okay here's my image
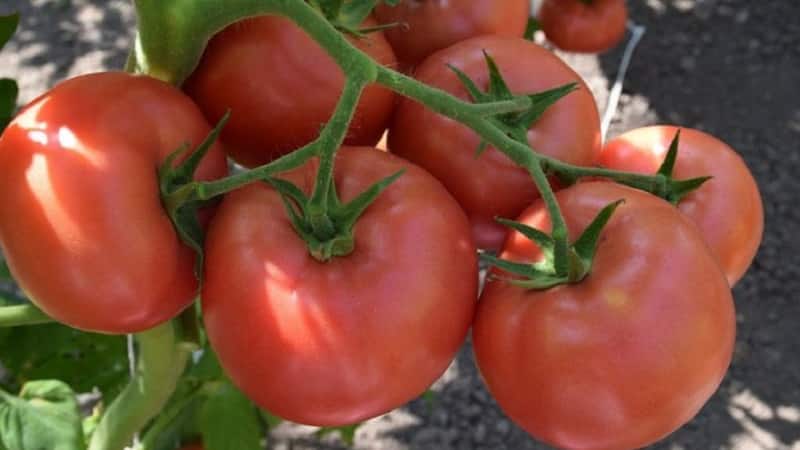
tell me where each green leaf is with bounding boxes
[199,381,263,450]
[0,14,19,52]
[0,324,128,398]
[0,380,85,450]
[0,79,18,132]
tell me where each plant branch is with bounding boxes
[88,321,193,450]
[0,304,52,327]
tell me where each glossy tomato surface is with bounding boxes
[0,72,227,333]
[373,0,530,69]
[601,126,763,285]
[184,16,397,168]
[202,147,478,426]
[473,182,735,450]
[539,0,628,53]
[388,36,601,250]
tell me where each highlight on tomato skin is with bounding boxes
[201,147,478,427]
[600,125,764,286]
[0,71,228,334]
[373,0,530,70]
[473,181,736,450]
[184,15,397,168]
[388,35,601,252]
[538,0,629,53]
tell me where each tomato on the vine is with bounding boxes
[201,147,477,426]
[601,126,763,285]
[0,72,227,333]
[373,0,530,70]
[539,0,628,53]
[473,182,735,450]
[388,36,601,251]
[184,16,397,168]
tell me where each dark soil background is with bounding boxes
[1,1,798,449]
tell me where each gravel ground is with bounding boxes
[1,1,798,449]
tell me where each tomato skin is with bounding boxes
[601,126,763,285]
[373,0,530,70]
[202,147,477,426]
[388,36,601,251]
[473,182,735,450]
[0,72,227,333]
[184,16,397,168]
[539,0,628,53]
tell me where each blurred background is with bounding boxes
[0,0,798,449]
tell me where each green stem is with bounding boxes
[307,77,368,236]
[88,322,192,450]
[0,304,52,327]
[375,66,571,273]
[136,381,217,450]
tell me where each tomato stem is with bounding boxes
[0,304,52,327]
[87,321,192,450]
[307,77,369,233]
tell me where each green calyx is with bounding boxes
[449,51,578,157]
[652,129,712,204]
[159,113,230,279]
[308,0,398,36]
[269,170,404,262]
[482,199,624,290]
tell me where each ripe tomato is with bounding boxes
[473,182,735,450]
[0,72,227,333]
[184,16,397,168]
[202,147,478,426]
[539,0,628,53]
[388,36,601,251]
[373,0,530,70]
[601,126,763,285]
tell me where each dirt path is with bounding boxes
[1,1,798,449]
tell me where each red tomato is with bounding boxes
[0,72,227,333]
[184,16,397,168]
[601,126,763,285]
[202,147,478,426]
[539,0,628,53]
[373,0,530,70]
[388,36,601,251]
[473,182,735,450]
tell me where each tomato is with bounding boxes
[388,36,601,251]
[0,72,227,333]
[184,16,397,168]
[201,147,477,426]
[601,126,763,285]
[473,182,735,450]
[373,0,530,70]
[539,0,628,53]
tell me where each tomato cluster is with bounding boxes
[0,2,764,449]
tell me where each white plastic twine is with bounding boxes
[601,21,647,141]
[126,334,140,449]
